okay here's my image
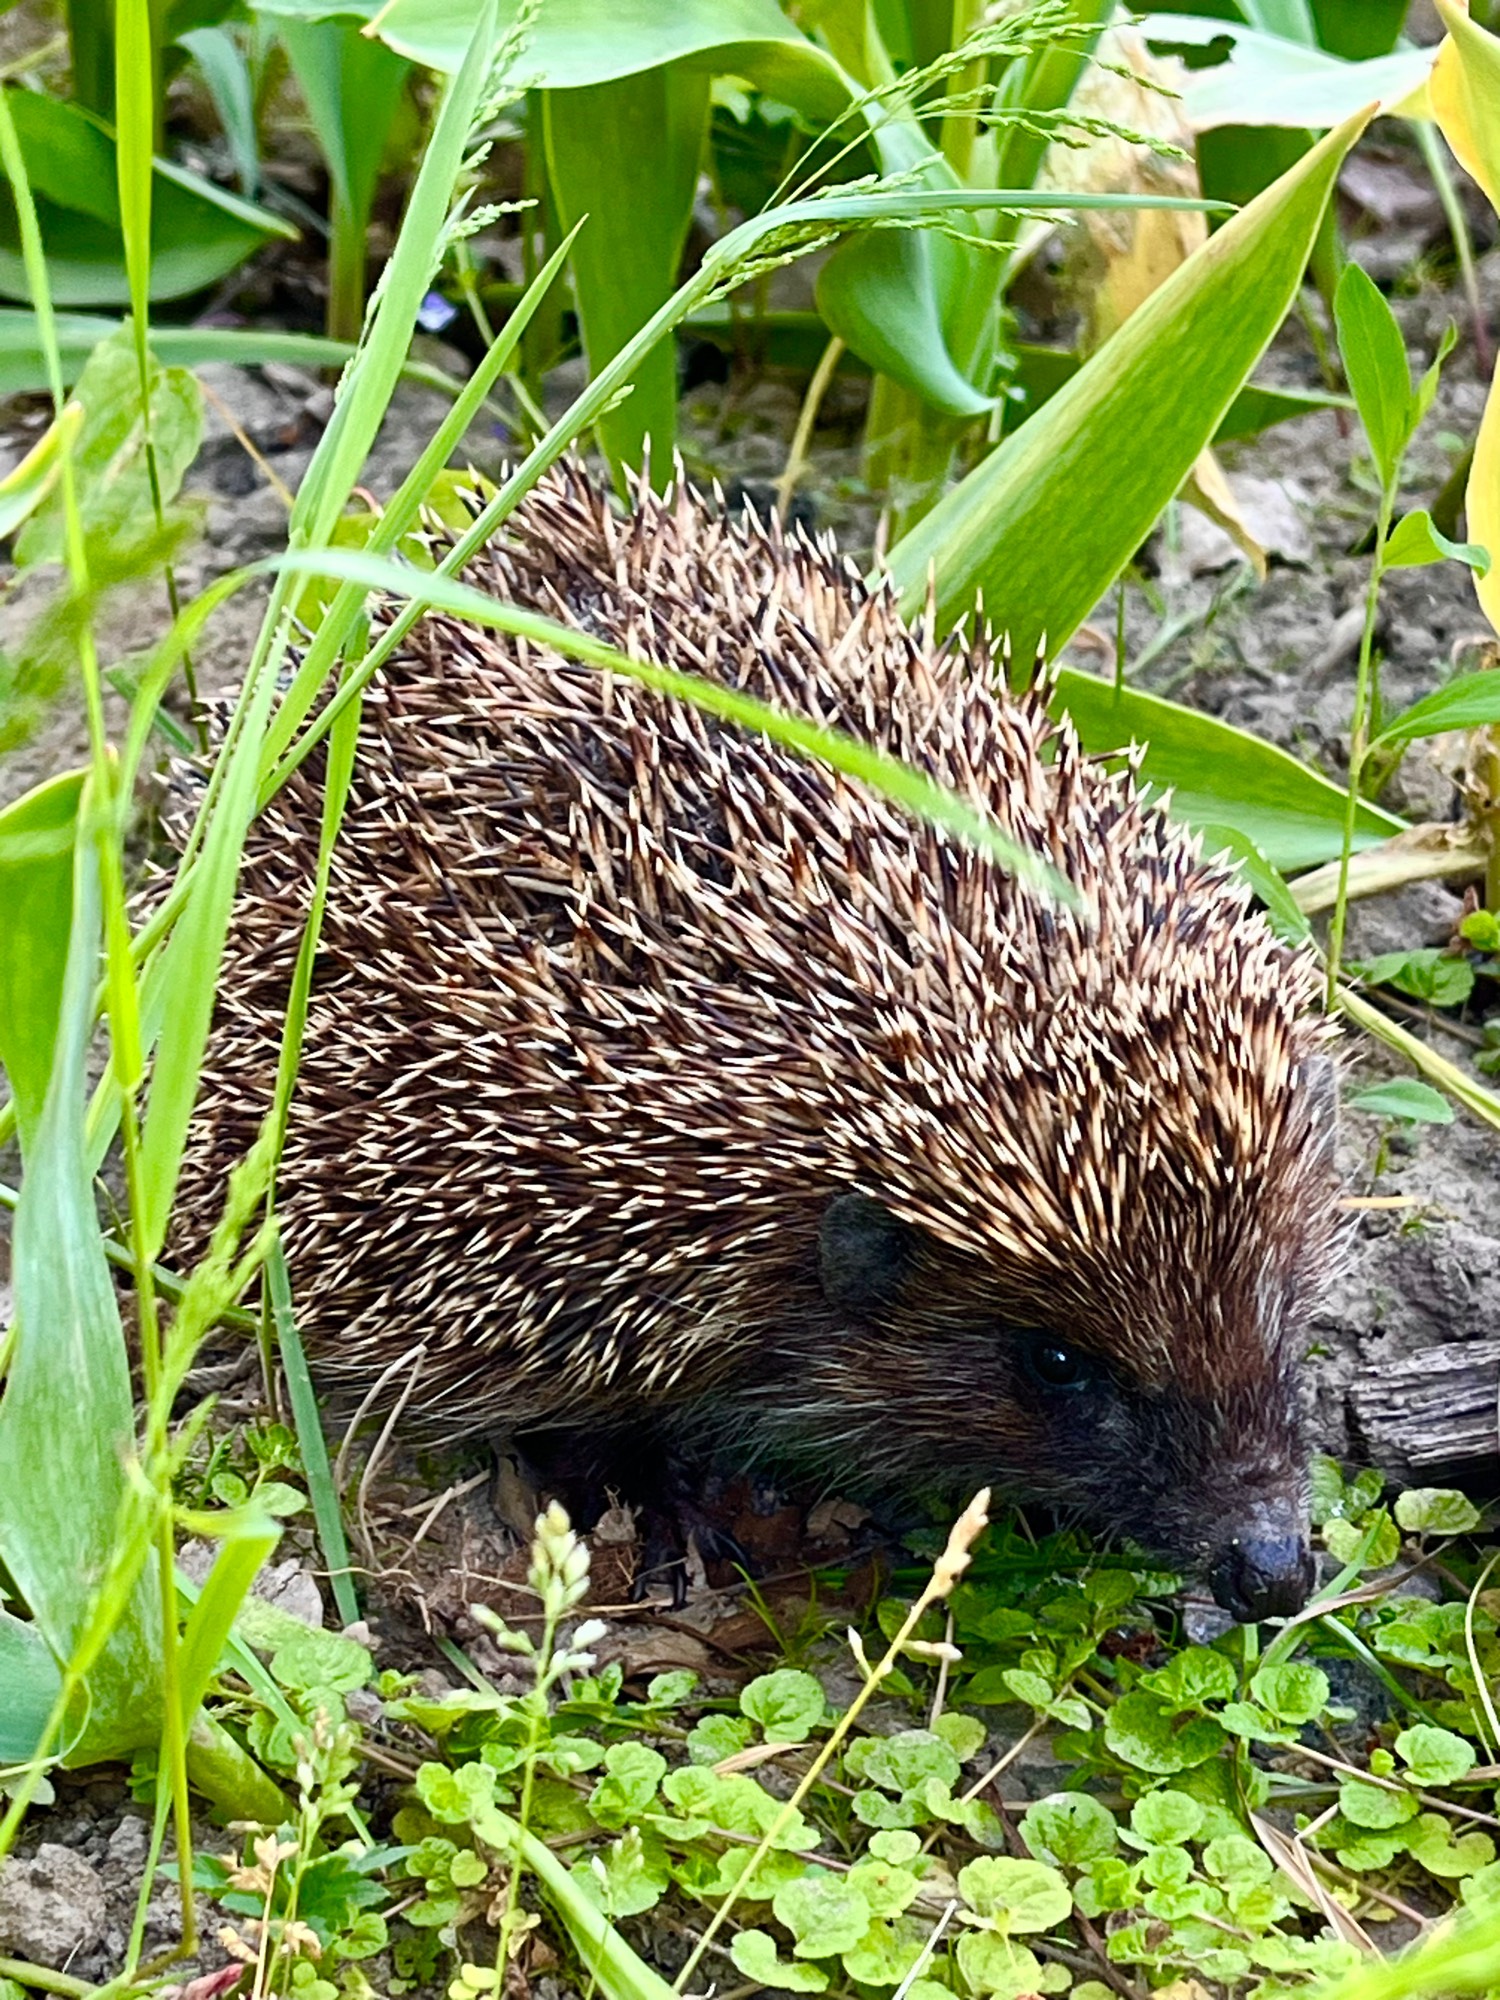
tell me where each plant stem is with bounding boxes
[673,1490,989,1994]
[1325,476,1395,1005]
[777,335,844,521]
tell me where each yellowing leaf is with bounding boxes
[1431,1,1500,208]
[0,399,80,538]
[1182,448,1269,580]
[1431,0,1500,636]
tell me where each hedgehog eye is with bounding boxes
[1019,1335,1094,1392]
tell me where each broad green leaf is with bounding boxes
[817,222,991,420]
[0,809,162,1762]
[543,66,709,482]
[1374,666,1500,747]
[14,325,202,569]
[885,112,1372,660]
[0,398,80,537]
[1345,1078,1456,1124]
[1333,261,1412,489]
[1005,341,1349,441]
[0,769,84,1150]
[280,19,411,339]
[0,1608,65,1763]
[0,88,292,305]
[1195,821,1312,943]
[1053,669,1403,872]
[358,0,849,111]
[1433,0,1500,639]
[1135,17,1435,129]
[1384,508,1489,573]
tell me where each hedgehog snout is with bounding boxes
[1206,1495,1314,1623]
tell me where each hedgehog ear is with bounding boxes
[819,1191,915,1313]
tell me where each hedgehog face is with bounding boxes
[814,1191,1317,1621]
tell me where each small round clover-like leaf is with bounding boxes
[589,1742,667,1827]
[687,1713,753,1764]
[741,1669,827,1744]
[847,1858,921,1919]
[576,1829,670,1918]
[846,1729,962,1794]
[1129,1789,1205,1846]
[1218,1701,1297,1746]
[1396,1724,1478,1787]
[772,1872,872,1957]
[1461,1860,1500,1914]
[868,1829,922,1864]
[933,1711,987,1761]
[1338,1776,1419,1831]
[1202,1835,1273,1885]
[843,1916,929,1986]
[1140,1646,1235,1709]
[1393,1488,1483,1535]
[1106,1694,1225,1775]
[957,1856,1072,1932]
[1404,1812,1495,1878]
[1325,1510,1400,1569]
[956,1933,1050,1999]
[1142,1845,1195,1891]
[1002,1668,1055,1709]
[1250,1662,1330,1726]
[730,1928,830,1991]
[268,1626,375,1694]
[1021,1793,1118,1867]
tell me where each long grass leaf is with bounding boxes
[269,545,1074,904]
[136,664,278,1261]
[268,1237,360,1629]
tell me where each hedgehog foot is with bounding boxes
[506,1428,754,1606]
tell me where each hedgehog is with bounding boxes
[173,461,1343,1622]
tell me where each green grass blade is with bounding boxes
[136,663,279,1262]
[260,219,581,772]
[269,544,1075,905]
[175,1516,282,1731]
[289,0,498,552]
[114,0,154,347]
[268,1237,360,1629]
[883,112,1374,656]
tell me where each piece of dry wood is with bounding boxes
[1347,1341,1500,1475]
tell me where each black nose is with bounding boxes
[1209,1532,1314,1623]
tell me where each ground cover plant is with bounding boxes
[2,1,1500,1997]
